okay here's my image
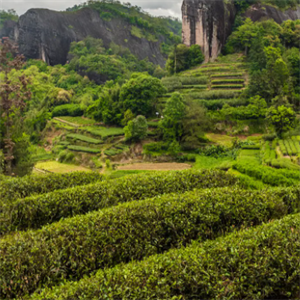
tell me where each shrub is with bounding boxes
[211,72,244,78]
[67,145,101,154]
[0,172,104,202]
[0,186,293,298]
[52,104,83,117]
[0,170,237,234]
[270,158,300,170]
[31,213,300,300]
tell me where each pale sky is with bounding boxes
[0,0,182,19]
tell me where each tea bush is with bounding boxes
[31,213,300,300]
[0,172,104,202]
[0,186,294,298]
[0,170,237,234]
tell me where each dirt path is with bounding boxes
[118,163,191,171]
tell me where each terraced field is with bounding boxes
[162,58,247,111]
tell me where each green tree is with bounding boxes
[181,100,210,150]
[120,73,166,117]
[124,115,148,141]
[166,44,204,74]
[160,92,186,141]
[121,109,135,126]
[266,105,296,137]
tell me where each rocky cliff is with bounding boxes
[182,0,300,61]
[182,0,236,61]
[1,8,167,66]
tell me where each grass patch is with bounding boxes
[68,145,101,154]
[35,161,90,173]
[66,134,102,144]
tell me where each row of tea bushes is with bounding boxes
[233,161,299,186]
[0,170,237,234]
[30,212,300,300]
[0,172,104,202]
[1,186,295,298]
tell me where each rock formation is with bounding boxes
[1,8,166,66]
[182,0,300,61]
[182,0,236,61]
[244,3,300,23]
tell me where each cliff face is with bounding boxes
[182,0,236,61]
[2,8,166,66]
[182,0,300,61]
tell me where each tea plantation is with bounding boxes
[0,168,299,299]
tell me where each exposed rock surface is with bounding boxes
[1,8,166,66]
[182,0,236,61]
[244,4,300,23]
[182,0,300,61]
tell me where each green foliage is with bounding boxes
[124,115,148,141]
[0,172,104,202]
[68,37,157,83]
[160,92,186,142]
[52,104,83,117]
[2,186,296,298]
[166,44,205,74]
[0,9,18,29]
[67,145,101,154]
[31,212,300,299]
[270,158,300,170]
[212,84,244,89]
[58,150,75,163]
[66,134,102,144]
[120,73,166,116]
[121,109,135,126]
[0,170,237,234]
[267,105,297,137]
[219,96,268,120]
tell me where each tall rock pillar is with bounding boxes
[182,0,236,61]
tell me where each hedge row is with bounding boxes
[188,90,241,100]
[180,84,207,89]
[0,172,104,202]
[1,186,296,298]
[66,134,102,144]
[211,84,244,89]
[0,170,237,234]
[31,212,300,300]
[67,145,101,153]
[211,72,244,78]
[211,79,244,84]
[270,158,300,170]
[194,98,248,110]
[233,161,298,186]
[52,104,83,117]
